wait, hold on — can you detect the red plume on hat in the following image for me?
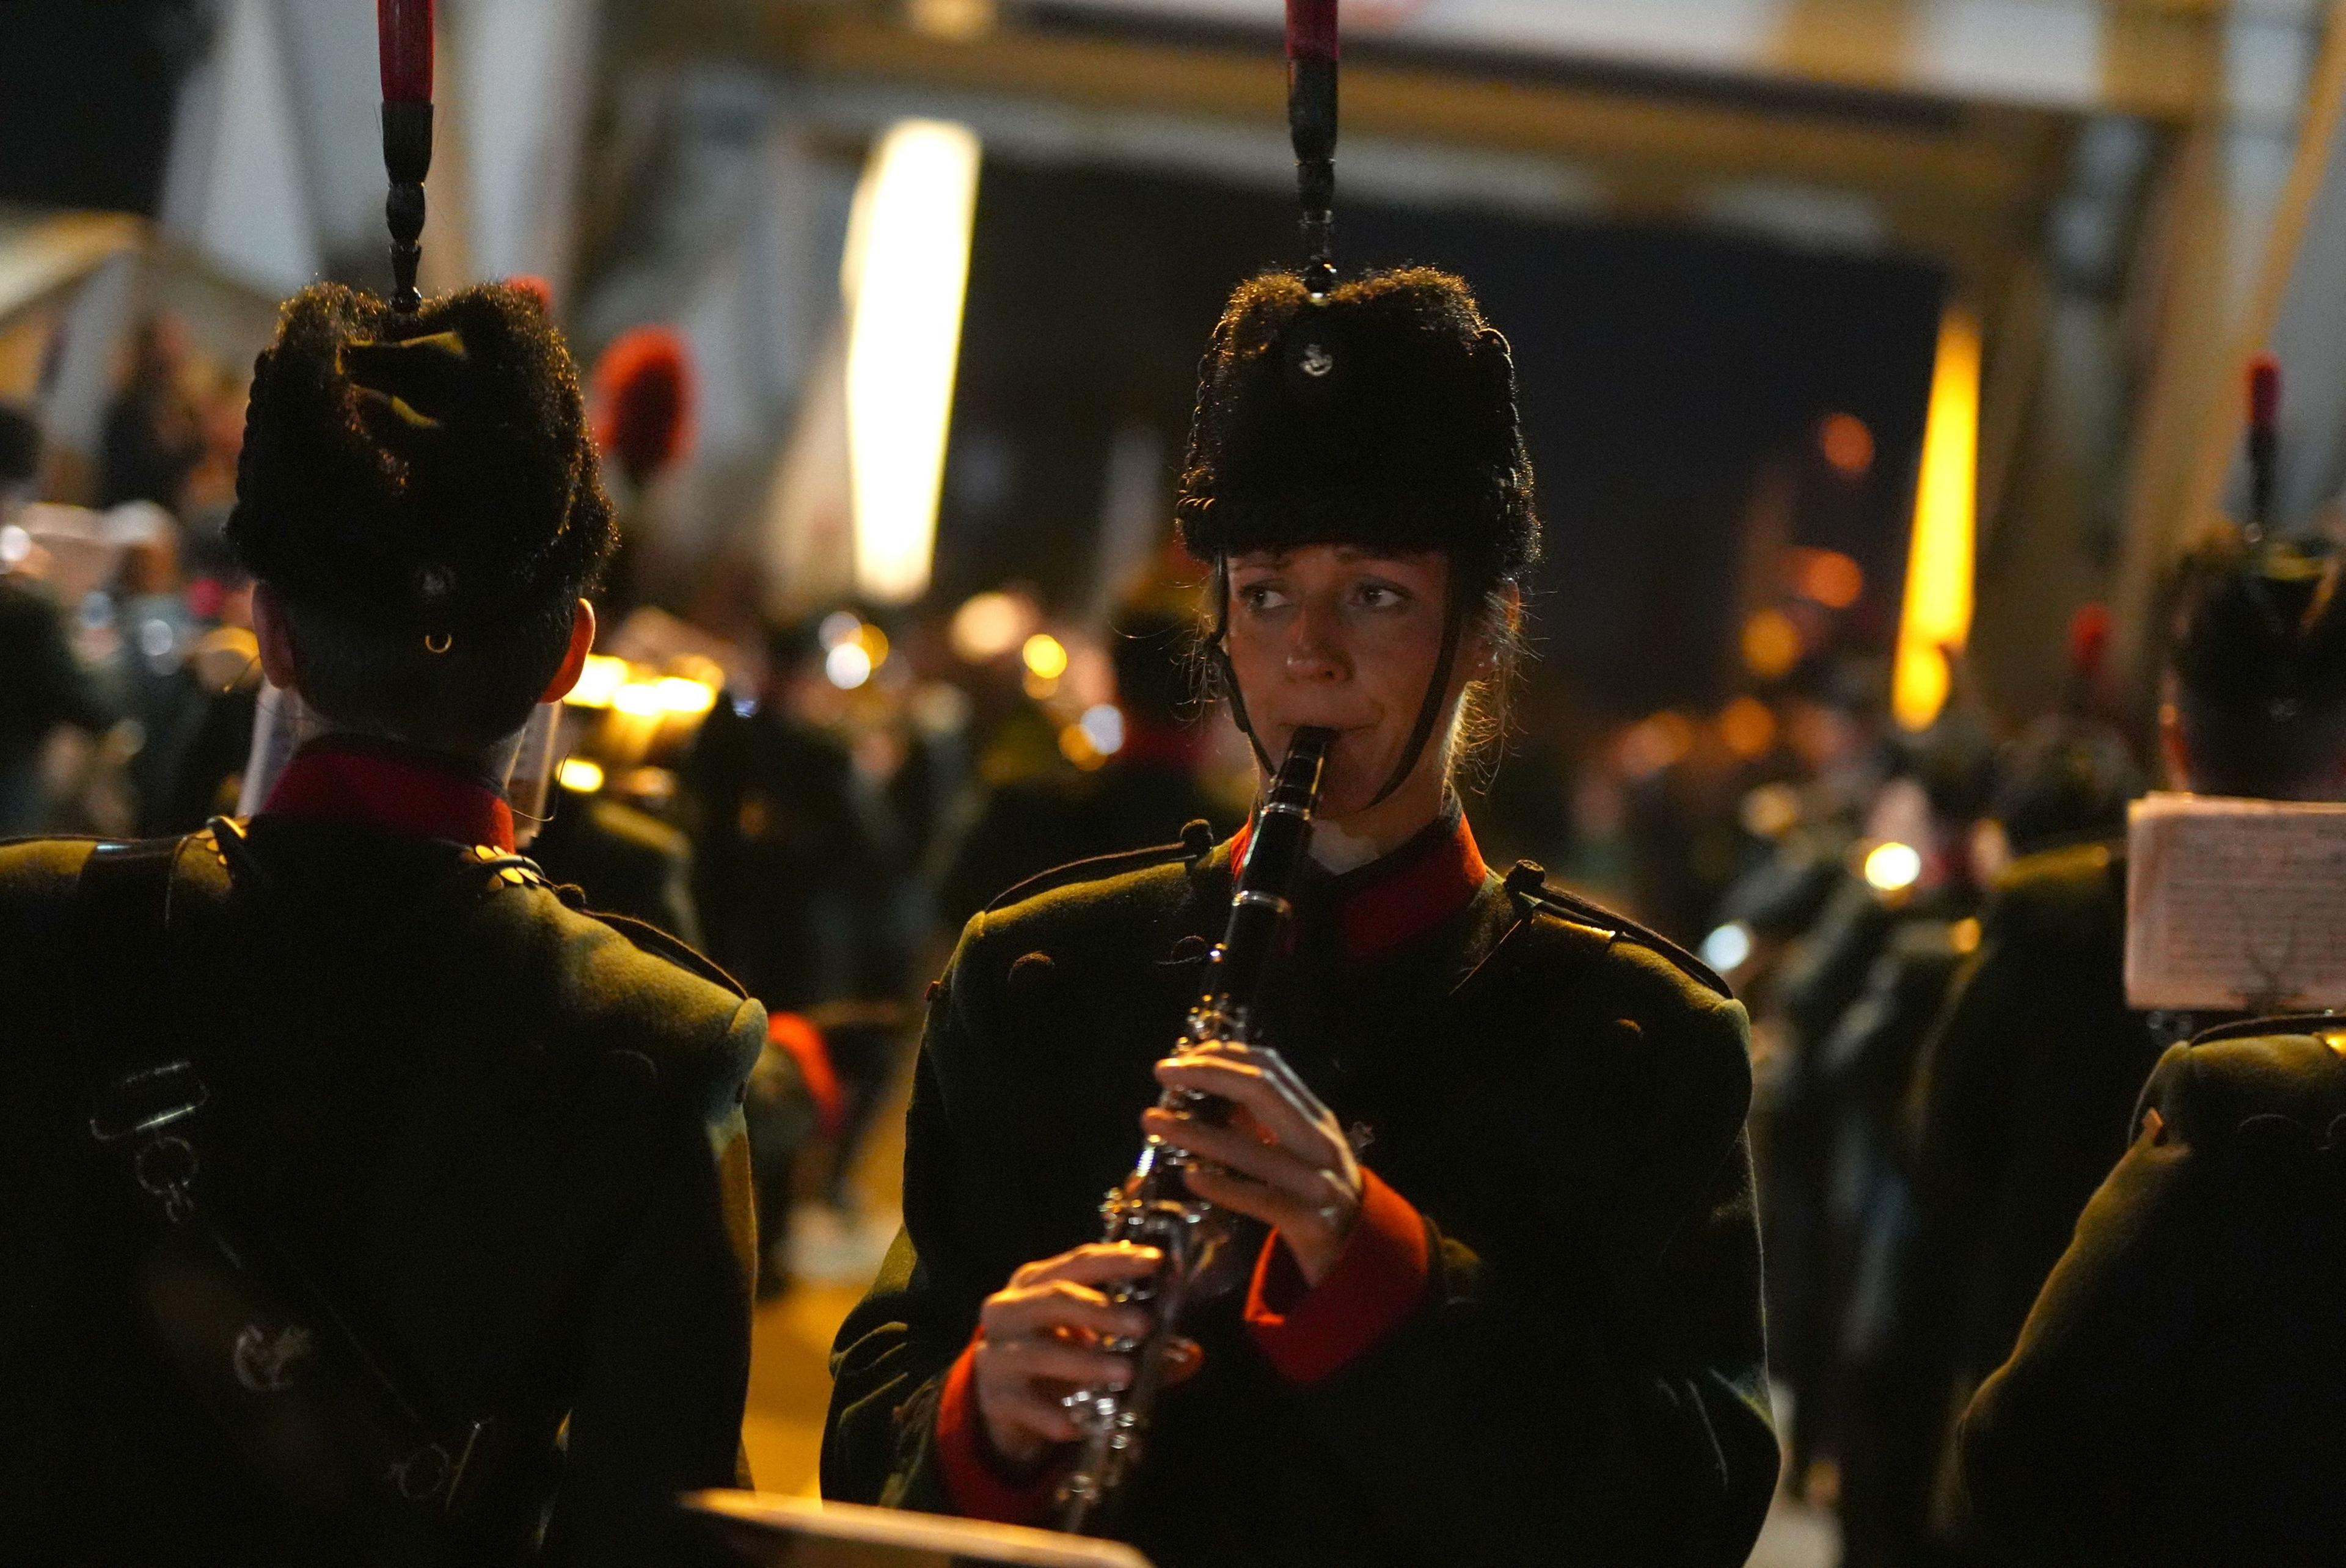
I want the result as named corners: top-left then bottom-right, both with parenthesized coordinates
top-left (590, 326), bottom-right (695, 487)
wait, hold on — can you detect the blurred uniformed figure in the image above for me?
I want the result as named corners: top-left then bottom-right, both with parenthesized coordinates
top-left (0, 283), bottom-right (762, 1566)
top-left (1760, 707), bottom-right (1990, 1499)
top-left (825, 269), bottom-right (1777, 1566)
top-left (528, 767), bottom-right (706, 946)
top-left (0, 403), bottom-right (114, 834)
top-left (682, 621), bottom-right (893, 1013)
top-left (1859, 617), bottom-right (2146, 1565)
top-left (1950, 528), bottom-right (2346, 1566)
top-left (939, 600), bottom-right (1240, 926)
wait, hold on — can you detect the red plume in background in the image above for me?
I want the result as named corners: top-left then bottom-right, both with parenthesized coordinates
top-left (2066, 601), bottom-right (2112, 712)
top-left (2067, 602), bottom-right (2111, 680)
top-left (591, 326), bottom-right (696, 487)
top-left (505, 275), bottom-right (555, 315)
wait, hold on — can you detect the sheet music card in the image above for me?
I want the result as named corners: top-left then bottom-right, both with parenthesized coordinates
top-left (2125, 792), bottom-right (2346, 1012)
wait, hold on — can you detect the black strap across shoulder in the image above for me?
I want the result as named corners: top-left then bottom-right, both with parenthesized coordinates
top-left (1501, 858), bottom-right (1734, 1001)
top-left (73, 830), bottom-right (498, 1523)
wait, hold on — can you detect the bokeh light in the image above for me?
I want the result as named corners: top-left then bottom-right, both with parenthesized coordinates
top-left (1741, 609), bottom-right (1802, 680)
top-left (1792, 547), bottom-right (1865, 610)
top-left (1719, 696), bottom-right (1778, 759)
top-left (1079, 703), bottom-right (1125, 756)
top-left (826, 641), bottom-right (874, 690)
top-left (949, 591), bottom-right (1029, 662)
top-left (1021, 633), bottom-right (1069, 681)
top-left (1819, 412), bottom-right (1876, 478)
top-left (1701, 921), bottom-right (1755, 974)
top-left (556, 757), bottom-right (605, 794)
top-left (1863, 840), bottom-right (1923, 892)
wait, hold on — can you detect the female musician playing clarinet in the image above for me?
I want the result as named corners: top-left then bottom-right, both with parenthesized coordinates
top-left (822, 269), bottom-right (1778, 1566)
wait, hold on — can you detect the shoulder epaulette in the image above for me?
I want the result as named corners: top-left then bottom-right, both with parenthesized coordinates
top-left (590, 908), bottom-right (749, 999)
top-left (1502, 859), bottom-right (1734, 1001)
top-left (982, 819), bottom-right (1219, 915)
top-left (455, 838), bottom-right (744, 998)
top-left (1997, 836), bottom-right (2120, 895)
top-left (2190, 1012), bottom-right (2346, 1049)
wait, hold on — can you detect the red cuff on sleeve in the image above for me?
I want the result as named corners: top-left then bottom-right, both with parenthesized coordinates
top-left (1244, 1169), bottom-right (1432, 1386)
top-left (935, 1339), bottom-right (1066, 1526)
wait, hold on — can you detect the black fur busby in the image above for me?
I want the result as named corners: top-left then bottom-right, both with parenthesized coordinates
top-left (1175, 267), bottom-right (1538, 596)
top-left (2168, 527), bottom-right (2346, 797)
top-left (227, 281), bottom-right (615, 636)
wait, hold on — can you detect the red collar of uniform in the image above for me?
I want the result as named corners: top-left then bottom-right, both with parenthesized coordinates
top-left (1229, 811), bottom-right (1489, 962)
top-left (261, 735), bottom-right (516, 851)
top-left (1116, 717), bottom-right (1207, 771)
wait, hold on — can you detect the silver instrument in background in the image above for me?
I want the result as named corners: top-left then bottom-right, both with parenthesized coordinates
top-left (1055, 726), bottom-right (1335, 1537)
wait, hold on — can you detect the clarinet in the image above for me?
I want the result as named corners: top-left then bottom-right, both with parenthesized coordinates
top-left (1055, 725), bottom-right (1336, 1536)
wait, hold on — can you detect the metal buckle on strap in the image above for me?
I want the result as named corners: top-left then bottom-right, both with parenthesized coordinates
top-left (89, 1060), bottom-right (208, 1145)
top-left (389, 1418), bottom-right (492, 1509)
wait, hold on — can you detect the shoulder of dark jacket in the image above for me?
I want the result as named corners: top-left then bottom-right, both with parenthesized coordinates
top-left (239, 820), bottom-right (754, 1045)
top-left (979, 819), bottom-right (1219, 916)
top-left (1992, 837), bottom-right (2124, 911)
top-left (578, 902), bottom-right (747, 999)
top-left (2130, 1019), bottom-right (2346, 1150)
top-left (1499, 859), bottom-right (1735, 1002)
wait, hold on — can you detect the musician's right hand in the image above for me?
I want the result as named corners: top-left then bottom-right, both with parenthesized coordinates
top-left (970, 1243), bottom-right (1161, 1467)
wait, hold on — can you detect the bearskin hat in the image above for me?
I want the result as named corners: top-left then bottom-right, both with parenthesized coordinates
top-left (1175, 267), bottom-right (1539, 597)
top-left (227, 281), bottom-right (614, 635)
top-left (2168, 527), bottom-right (2346, 797)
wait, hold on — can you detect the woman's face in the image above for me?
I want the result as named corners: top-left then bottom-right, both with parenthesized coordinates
top-left (1223, 544), bottom-right (1456, 822)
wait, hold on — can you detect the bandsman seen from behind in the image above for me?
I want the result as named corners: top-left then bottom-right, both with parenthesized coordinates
top-left (1954, 529), bottom-right (2346, 1566)
top-left (0, 282), bottom-right (762, 1566)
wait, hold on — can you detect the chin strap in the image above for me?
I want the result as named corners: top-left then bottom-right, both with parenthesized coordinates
top-left (1209, 563), bottom-right (1277, 775)
top-left (1212, 558), bottom-right (1469, 809)
top-left (1364, 585), bottom-right (1464, 811)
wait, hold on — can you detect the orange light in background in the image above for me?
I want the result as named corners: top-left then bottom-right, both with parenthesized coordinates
top-left (564, 654), bottom-right (629, 709)
top-left (1793, 547), bottom-right (1865, 610)
top-left (1720, 697), bottom-right (1779, 759)
top-left (1819, 412), bottom-right (1876, 478)
top-left (908, 0), bottom-right (996, 40)
top-left (1741, 608), bottom-right (1802, 680)
top-left (949, 591), bottom-right (1029, 662)
top-left (1894, 307), bottom-right (1981, 731)
top-left (556, 757), bottom-right (605, 794)
top-left (1618, 710), bottom-right (1697, 779)
top-left (1059, 723), bottom-right (1106, 770)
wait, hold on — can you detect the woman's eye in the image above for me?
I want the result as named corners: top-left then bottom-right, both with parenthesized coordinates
top-left (1238, 583), bottom-right (1289, 612)
top-left (1356, 583), bottom-right (1406, 610)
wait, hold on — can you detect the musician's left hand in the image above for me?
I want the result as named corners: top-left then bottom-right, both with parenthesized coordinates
top-left (1147, 1042), bottom-right (1363, 1288)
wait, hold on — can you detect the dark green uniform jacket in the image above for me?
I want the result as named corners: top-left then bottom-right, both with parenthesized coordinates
top-left (1956, 1019), bottom-right (2346, 1567)
top-left (1874, 841), bottom-right (2156, 1555)
top-left (0, 809), bottom-right (762, 1566)
top-left (823, 825), bottom-right (1777, 1566)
